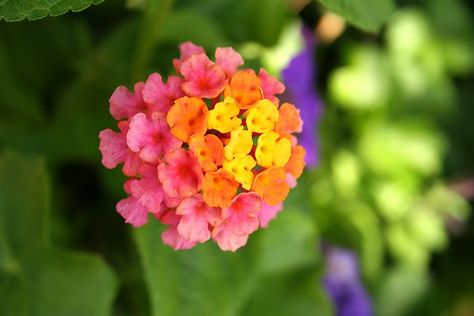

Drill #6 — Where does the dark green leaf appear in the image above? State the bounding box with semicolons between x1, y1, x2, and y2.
0;0;104;22
317;0;395;32
0;151;117;316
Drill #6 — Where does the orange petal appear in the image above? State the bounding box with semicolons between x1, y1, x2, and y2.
167;96;208;142
251;167;289;205
224;70;263;109
285;145;306;179
189;134;224;171
275;103;303;134
202;169;239;208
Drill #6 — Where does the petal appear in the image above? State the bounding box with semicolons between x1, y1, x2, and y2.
130;164;164;213
222;192;261;235
99;128;127;169
172;41;205;71
180;53;227;99
202;169;239;208
285;145;306;179
127;112;182;163
158;149;204;198
212;225;249;252
224;69;263;108
109;85;146;120
143;73;184;113
116;196;148;227
252;167;290;205
215;47;244;78
167;96;209;142
275;102;303;134
259;202;283;228
161;211;197;250
259;68;285;104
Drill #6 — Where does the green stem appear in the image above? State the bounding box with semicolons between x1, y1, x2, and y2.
131;0;174;82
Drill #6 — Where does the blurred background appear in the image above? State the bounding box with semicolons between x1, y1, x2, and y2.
0;0;473;315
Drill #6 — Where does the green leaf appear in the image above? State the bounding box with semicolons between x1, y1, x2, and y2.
0;151;117;316
133;220;258;316
133;208;328;316
0;0;104;22
317;0;395;32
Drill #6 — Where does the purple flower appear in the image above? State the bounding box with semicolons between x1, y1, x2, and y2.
323;247;373;316
282;27;323;167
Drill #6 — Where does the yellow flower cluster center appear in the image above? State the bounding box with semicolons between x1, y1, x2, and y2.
207;95;291;189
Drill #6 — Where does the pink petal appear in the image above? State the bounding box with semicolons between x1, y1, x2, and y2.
172;41;205;71
215;47;244;77
212;192;261;251
143;73;184;113
176;195;221;243
161;211;197;250
157;149;203;198
99;128;127;169
213;227;249;252
116;196;148;227
258;202;283;228
180;53;227;98
109;84;147;121
258;68;285;104
130;164;165;213
127;112;182;164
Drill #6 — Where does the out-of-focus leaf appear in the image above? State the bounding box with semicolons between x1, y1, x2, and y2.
317;0;395;32
330;46;391;110
258;209;318;274
159;9;229;48
133;220;259;316
0;0;104;21
0;151;117;316
376;267;429;316
241;268;332;316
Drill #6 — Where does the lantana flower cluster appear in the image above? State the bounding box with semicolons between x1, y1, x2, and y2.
99;42;305;251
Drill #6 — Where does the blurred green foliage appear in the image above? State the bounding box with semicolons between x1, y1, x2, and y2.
0;0;473;315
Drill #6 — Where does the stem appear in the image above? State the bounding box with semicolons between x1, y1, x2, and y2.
131;0;174;82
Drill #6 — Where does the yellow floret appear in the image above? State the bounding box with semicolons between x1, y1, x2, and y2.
208;96;242;133
255;131;291;167
224;128;253;160
246;99;279;133
223;155;256;190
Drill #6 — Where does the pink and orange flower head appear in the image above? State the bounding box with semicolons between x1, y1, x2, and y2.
99;42;306;251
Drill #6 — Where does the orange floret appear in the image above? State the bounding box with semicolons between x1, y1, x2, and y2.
251;167;289;205
275;102;303;134
189;134;224;171
202;168;239;208
224;69;263;109
285;145;306;179
167;96;208;142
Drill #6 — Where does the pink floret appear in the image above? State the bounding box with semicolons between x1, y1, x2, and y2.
172;41;205;72
142;73;184;113
98;121;142;177
259;68;285;104
212;192;262;251
127;112;182;164
176;194;222;243
109;83;147;121
157;149;203;198
258;202;284;228
180;53;227;99
129;164;165;215
215;47;244;78
161;211;197;250
116;196;149;227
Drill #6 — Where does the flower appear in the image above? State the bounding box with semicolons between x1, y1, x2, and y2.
99;41;306;251
282;27;323;167
323;246;373;316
